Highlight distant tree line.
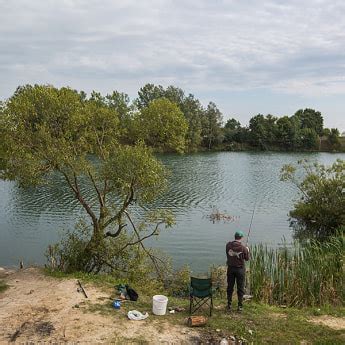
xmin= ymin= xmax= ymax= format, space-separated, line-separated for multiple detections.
xmin=224 ymin=110 xmax=342 ymax=151
xmin=126 ymin=83 xmax=343 ymax=152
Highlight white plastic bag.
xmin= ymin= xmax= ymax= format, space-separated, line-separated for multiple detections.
xmin=127 ymin=310 xmax=149 ymax=321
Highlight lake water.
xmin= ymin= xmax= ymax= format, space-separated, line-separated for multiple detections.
xmin=0 ymin=151 xmax=344 ymax=271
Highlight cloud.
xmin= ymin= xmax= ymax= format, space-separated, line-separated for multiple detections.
xmin=1 ymin=0 xmax=345 ymax=103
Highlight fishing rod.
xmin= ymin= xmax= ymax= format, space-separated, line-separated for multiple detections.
xmin=246 ymin=202 xmax=256 ymax=246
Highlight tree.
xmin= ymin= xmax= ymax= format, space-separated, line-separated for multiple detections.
xmin=163 ymin=85 xmax=185 ymax=106
xmin=249 ymin=114 xmax=277 ymax=149
xmin=293 ymin=108 xmax=324 ymax=135
xmin=323 ymin=128 xmax=331 ymax=136
xmin=223 ymin=118 xmax=241 ymax=143
xmin=90 ymin=90 xmax=132 ymax=141
xmin=281 ymin=159 xmax=345 ymax=240
xmin=136 ymin=83 xmax=165 ymax=109
xmin=276 ymin=116 xmax=299 ymax=150
xmin=132 ymin=98 xmax=188 ymax=152
xmin=328 ymin=128 xmax=341 ymax=150
xmin=162 ymin=87 xmax=204 ymax=151
xmin=180 ymin=94 xmax=203 ymax=151
xmin=0 ymin=84 xmax=177 ymax=274
xmin=202 ymin=102 xmax=223 ymax=149
xmin=298 ymin=128 xmax=319 ymax=150
xmin=135 ymin=84 xmax=207 ymax=151
xmin=225 ymin=118 xmax=241 ymax=131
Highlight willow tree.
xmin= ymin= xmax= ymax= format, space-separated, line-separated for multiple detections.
xmin=0 ymin=85 xmax=181 ymax=274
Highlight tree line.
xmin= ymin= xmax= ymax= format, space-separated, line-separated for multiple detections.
xmin=1 ymin=83 xmax=342 ymax=154
xmin=88 ymin=83 xmax=343 ymax=152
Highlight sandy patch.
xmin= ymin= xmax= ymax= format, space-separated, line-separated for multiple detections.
xmin=270 ymin=312 xmax=287 ymax=319
xmin=0 ymin=268 xmax=198 ymax=344
xmin=308 ymin=315 xmax=345 ymax=330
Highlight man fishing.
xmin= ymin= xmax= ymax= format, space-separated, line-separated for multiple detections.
xmin=226 ymin=230 xmax=250 ymax=312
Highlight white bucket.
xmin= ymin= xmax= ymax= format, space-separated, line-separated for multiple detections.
xmin=152 ymin=295 xmax=168 ymax=315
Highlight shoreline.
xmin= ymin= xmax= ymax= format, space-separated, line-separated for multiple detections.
xmin=1 ymin=266 xmax=344 ymax=344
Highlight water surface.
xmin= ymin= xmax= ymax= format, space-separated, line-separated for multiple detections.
xmin=0 ymin=151 xmax=343 ymax=271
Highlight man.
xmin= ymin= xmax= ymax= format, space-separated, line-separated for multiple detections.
xmin=226 ymin=230 xmax=249 ymax=312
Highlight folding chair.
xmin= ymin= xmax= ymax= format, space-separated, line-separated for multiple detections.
xmin=189 ymin=277 xmax=213 ymax=316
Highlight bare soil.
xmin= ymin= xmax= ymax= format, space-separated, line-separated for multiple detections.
xmin=0 ymin=268 xmax=199 ymax=344
xmin=308 ymin=315 xmax=345 ymax=331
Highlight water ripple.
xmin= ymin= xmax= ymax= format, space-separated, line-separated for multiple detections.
xmin=1 ymin=151 xmax=344 ymax=270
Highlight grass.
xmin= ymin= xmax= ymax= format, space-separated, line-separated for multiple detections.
xmin=46 ymin=269 xmax=345 ymax=344
xmin=83 ymin=295 xmax=345 ymax=344
xmin=0 ymin=280 xmax=8 ymax=292
xmin=249 ymin=236 xmax=344 ymax=307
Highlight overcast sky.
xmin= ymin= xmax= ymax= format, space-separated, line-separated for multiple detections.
xmin=1 ymin=0 xmax=344 ymax=130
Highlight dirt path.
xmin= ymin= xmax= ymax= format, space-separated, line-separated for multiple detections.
xmin=0 ymin=268 xmax=199 ymax=344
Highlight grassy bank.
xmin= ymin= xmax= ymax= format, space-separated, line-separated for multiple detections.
xmin=0 ymin=280 xmax=8 ymax=292
xmin=46 ymin=269 xmax=345 ymax=344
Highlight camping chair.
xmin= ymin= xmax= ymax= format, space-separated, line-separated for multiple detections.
xmin=189 ymin=277 xmax=213 ymax=316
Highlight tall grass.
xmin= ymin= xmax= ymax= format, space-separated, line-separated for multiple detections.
xmin=249 ymin=236 xmax=344 ymax=307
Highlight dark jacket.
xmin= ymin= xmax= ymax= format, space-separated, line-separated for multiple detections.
xmin=226 ymin=240 xmax=249 ymax=267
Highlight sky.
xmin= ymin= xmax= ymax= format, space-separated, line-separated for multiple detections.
xmin=1 ymin=0 xmax=345 ymax=130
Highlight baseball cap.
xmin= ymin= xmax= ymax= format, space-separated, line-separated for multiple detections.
xmin=235 ymin=231 xmax=244 ymax=238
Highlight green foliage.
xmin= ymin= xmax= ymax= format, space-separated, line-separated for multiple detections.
xmin=132 ymin=98 xmax=188 ymax=152
xmin=223 ymin=118 xmax=241 ymax=143
xmin=293 ymin=108 xmax=324 ymax=135
xmin=1 ymin=83 xmax=336 ymax=154
xmin=276 ymin=116 xmax=299 ymax=150
xmin=0 ymin=84 xmax=120 ymax=186
xmin=298 ymin=128 xmax=319 ymax=150
xmin=89 ymin=90 xmax=132 ymax=140
xmin=136 ymin=83 xmax=165 ymax=109
xmin=136 ymin=84 xmax=206 ymax=151
xmin=281 ymin=159 xmax=345 ymax=240
xmin=180 ymin=94 xmax=203 ymax=151
xmin=226 ymin=108 xmax=327 ymax=152
xmin=102 ymin=143 xmax=168 ymax=204
xmin=46 ymin=208 xmax=175 ymax=276
xmin=202 ymin=102 xmax=223 ymax=149
xmin=328 ymin=128 xmax=341 ymax=150
xmin=0 ymin=84 xmax=178 ymax=276
xmin=249 ymin=236 xmax=344 ymax=307
xmin=210 ymin=265 xmax=227 ymax=296
xmin=165 ymin=265 xmax=191 ymax=297
xmin=249 ymin=114 xmax=277 ymax=149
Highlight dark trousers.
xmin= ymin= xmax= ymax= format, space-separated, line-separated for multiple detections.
xmin=227 ymin=266 xmax=245 ymax=307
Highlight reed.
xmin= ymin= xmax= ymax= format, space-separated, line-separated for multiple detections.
xmin=248 ymin=236 xmax=344 ymax=306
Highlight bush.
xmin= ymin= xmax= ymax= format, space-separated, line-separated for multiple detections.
xmin=210 ymin=265 xmax=227 ymax=297
xmin=281 ymin=159 xmax=345 ymax=240
xmin=45 ymin=219 xmax=171 ymax=283
xmin=165 ymin=265 xmax=191 ymax=297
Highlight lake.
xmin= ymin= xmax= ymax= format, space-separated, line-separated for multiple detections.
xmin=0 ymin=151 xmax=344 ymax=272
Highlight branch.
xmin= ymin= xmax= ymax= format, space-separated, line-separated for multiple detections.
xmin=94 ymin=255 xmax=129 ymax=273
xmin=103 ymin=181 xmax=135 ymax=229
xmin=59 ymin=169 xmax=99 ymax=229
xmin=87 ymin=169 xmax=105 ymax=207
xmin=104 ymin=223 xmax=127 ymax=238
xmin=103 ymin=179 xmax=108 ymax=203
xmin=119 ymin=220 xmax=163 ymax=251
xmin=124 ymin=211 xmax=167 ymax=279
